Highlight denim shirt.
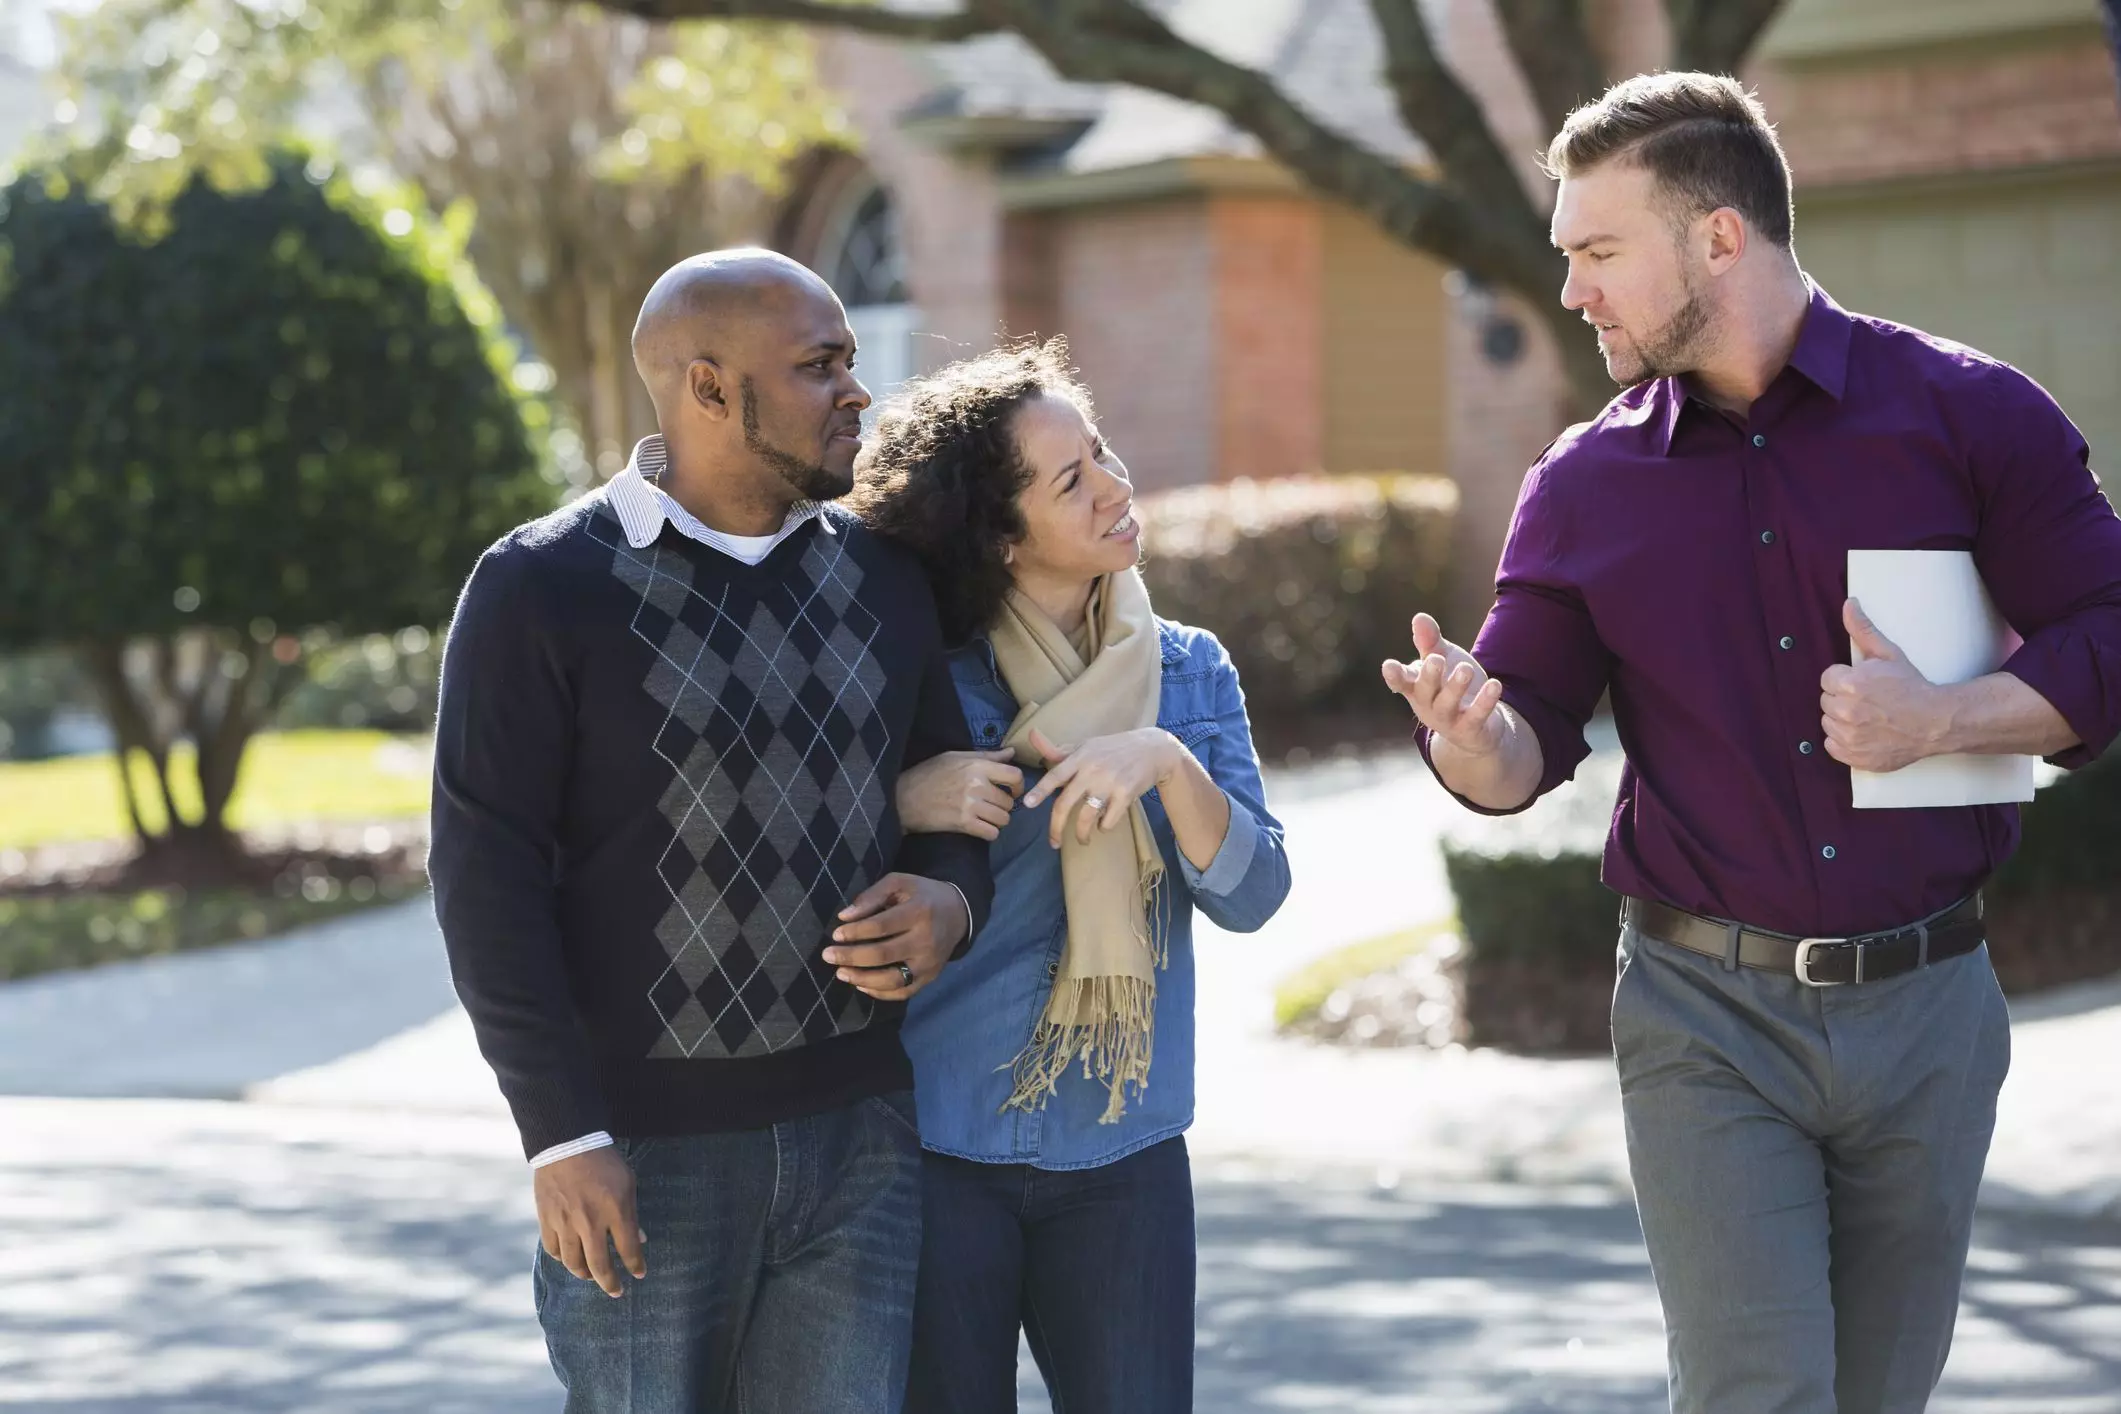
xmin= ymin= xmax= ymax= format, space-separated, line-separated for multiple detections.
xmin=900 ymin=618 xmax=1292 ymax=1170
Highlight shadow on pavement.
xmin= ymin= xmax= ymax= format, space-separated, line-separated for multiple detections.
xmin=4 ymin=1118 xmax=2119 ymax=1413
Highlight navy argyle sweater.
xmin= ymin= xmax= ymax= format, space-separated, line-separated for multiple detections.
xmin=429 ymin=493 xmax=992 ymax=1158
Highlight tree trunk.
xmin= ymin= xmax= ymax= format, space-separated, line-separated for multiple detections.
xmin=584 ymin=281 xmax=633 ymax=477
xmin=75 ymin=634 xmax=261 ymax=884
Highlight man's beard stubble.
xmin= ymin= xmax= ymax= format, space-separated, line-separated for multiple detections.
xmin=741 ymin=378 xmax=851 ymax=502
xmin=1612 ymin=274 xmax=1714 ymax=387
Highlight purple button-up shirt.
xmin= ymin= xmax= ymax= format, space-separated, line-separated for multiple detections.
xmin=1425 ymin=286 xmax=2121 ymax=937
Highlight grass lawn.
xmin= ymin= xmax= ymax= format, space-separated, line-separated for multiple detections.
xmin=0 ymin=730 xmax=432 ymax=852
xmin=1273 ymin=916 xmax=1458 ymax=1031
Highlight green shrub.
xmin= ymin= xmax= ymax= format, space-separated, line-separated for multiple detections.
xmin=1433 ymin=745 xmax=2121 ymax=1036
xmin=1137 ymin=473 xmax=1457 ymax=756
xmin=1990 ymin=749 xmax=2121 ymax=903
xmin=1434 ymin=758 xmax=1618 ymax=1053
xmin=0 ymin=152 xmax=553 ymax=863
xmin=278 ymin=628 xmax=443 ymax=733
xmin=1438 ymin=758 xmax=1616 ymax=970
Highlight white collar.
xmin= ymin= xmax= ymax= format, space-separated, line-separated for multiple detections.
xmin=606 ymin=434 xmax=832 ymax=553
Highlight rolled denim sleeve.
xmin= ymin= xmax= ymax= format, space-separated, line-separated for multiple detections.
xmin=1176 ymin=635 xmax=1291 ymax=934
xmin=1973 ymin=364 xmax=2121 ymax=768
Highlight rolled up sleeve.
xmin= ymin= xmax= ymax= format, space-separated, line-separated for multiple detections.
xmin=1974 ymin=364 xmax=2121 ymax=768
xmin=1176 ymin=637 xmax=1290 ymax=934
xmin=1416 ymin=460 xmax=1611 ymax=814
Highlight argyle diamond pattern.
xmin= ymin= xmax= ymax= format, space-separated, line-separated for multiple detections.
xmin=598 ymin=517 xmax=893 ymax=1059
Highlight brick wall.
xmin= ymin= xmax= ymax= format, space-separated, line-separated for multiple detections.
xmin=1758 ymin=36 xmax=2121 ymax=189
xmin=810 ymin=35 xmax=1009 ymax=369
xmin=1210 ymin=195 xmax=1325 ymax=484
xmin=1050 ymin=199 xmax=1220 ymax=494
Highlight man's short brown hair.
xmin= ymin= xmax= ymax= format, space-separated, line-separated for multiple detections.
xmin=1544 ymin=72 xmax=1794 ymax=248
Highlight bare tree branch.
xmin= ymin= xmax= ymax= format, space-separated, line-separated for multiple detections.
xmin=1009 ymin=0 xmax=1561 ymax=307
xmin=586 ymin=0 xmax=1782 ymax=410
xmin=1665 ymin=0 xmax=1785 ymax=75
xmin=1364 ymin=0 xmax=1549 ymax=234
xmin=596 ymin=0 xmax=997 ymax=42
xmin=1492 ymin=0 xmax=1606 ymax=139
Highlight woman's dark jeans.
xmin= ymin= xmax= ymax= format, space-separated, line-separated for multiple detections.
xmin=905 ymin=1135 xmax=1195 ymax=1414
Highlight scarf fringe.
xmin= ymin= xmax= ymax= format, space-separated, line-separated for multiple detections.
xmin=1003 ymin=863 xmax=1167 ymax=1125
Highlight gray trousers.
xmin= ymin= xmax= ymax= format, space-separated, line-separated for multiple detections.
xmin=1612 ymin=923 xmax=2011 ymax=1414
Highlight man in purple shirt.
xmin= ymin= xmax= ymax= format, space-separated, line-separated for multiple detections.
xmin=1386 ymin=74 xmax=2121 ymax=1414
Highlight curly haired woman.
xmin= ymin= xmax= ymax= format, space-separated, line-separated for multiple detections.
xmin=846 ymin=340 xmax=1291 ymax=1413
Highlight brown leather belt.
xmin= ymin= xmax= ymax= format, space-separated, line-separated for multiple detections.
xmin=1620 ymin=893 xmax=1985 ymax=987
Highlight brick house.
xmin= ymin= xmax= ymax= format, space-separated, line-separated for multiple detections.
xmin=772 ymin=0 xmax=2121 ymax=624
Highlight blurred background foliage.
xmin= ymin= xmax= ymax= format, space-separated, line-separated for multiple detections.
xmin=0 ymin=152 xmax=548 ymax=871
xmin=33 ymin=0 xmax=850 ymax=472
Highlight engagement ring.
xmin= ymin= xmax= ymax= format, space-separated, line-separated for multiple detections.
xmin=1085 ymin=796 xmax=1107 ymax=812
xmin=896 ymin=961 xmax=913 ymax=986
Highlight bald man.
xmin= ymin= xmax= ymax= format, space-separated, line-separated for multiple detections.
xmin=431 ymin=250 xmax=993 ymax=1412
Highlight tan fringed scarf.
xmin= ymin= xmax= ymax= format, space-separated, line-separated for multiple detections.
xmin=989 ymin=569 xmax=1165 ymax=1123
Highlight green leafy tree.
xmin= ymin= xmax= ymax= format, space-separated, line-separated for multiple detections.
xmin=0 ymin=154 xmax=553 ymax=875
xmin=40 ymin=0 xmax=849 ymax=472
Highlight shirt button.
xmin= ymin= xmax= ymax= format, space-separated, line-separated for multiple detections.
xmin=1046 ymin=960 xmax=1059 ymax=978
xmin=1752 ymin=433 xmax=1767 ymax=448
xmin=1760 ymin=530 xmax=1776 ymax=546
xmin=1821 ymin=845 xmax=1837 ymax=860
xmin=1799 ymin=740 xmax=1814 ymax=755
xmin=1779 ymin=636 xmax=1795 ymax=651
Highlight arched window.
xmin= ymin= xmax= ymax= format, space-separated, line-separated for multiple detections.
xmin=826 ymin=186 xmax=908 ymax=308
xmin=816 ymin=178 xmax=917 ymax=403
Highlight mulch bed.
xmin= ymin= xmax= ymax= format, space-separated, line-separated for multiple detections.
xmin=0 ymin=822 xmax=428 ymax=982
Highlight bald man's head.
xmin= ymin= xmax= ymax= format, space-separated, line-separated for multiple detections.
xmin=631 ymin=249 xmax=838 ymax=411
xmin=631 ymin=247 xmax=870 ymax=503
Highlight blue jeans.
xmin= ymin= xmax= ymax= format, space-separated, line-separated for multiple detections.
xmin=535 ymin=1091 xmax=923 ymax=1414
xmin=904 ymin=1135 xmax=1195 ymax=1414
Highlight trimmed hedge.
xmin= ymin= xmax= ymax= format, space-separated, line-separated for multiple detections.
xmin=1137 ymin=473 xmax=1457 ymax=757
xmin=1438 ymin=756 xmax=1618 ymax=1054
xmin=1987 ymin=749 xmax=2121 ymax=994
xmin=1437 ymin=748 xmax=2121 ymax=1054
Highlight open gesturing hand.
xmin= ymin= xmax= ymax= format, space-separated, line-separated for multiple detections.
xmin=1381 ymin=613 xmax=1506 ymax=756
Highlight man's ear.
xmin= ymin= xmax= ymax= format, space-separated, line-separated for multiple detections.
xmin=1703 ymin=206 xmax=1747 ymax=275
xmin=687 ymin=358 xmax=732 ymax=422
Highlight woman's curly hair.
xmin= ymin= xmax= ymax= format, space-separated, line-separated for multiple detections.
xmin=848 ymin=338 xmax=1094 ymax=645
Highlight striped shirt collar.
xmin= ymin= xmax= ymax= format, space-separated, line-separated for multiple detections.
xmin=606 ymin=434 xmax=832 ymax=556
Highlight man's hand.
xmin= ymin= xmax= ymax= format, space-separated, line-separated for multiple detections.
xmin=1820 ymin=598 xmax=1949 ymax=773
xmin=1381 ymin=613 xmax=1507 ymax=756
xmin=534 ymin=1147 xmax=646 ymax=1299
xmin=825 ymin=873 xmax=969 ymax=1001
xmin=896 ymin=749 xmax=1023 ymax=840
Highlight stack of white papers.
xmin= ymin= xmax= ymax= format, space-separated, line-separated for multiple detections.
xmin=1846 ymin=549 xmax=2035 ymax=809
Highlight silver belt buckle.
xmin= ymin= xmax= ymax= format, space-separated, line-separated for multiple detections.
xmin=1794 ymin=937 xmax=1853 ymax=987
